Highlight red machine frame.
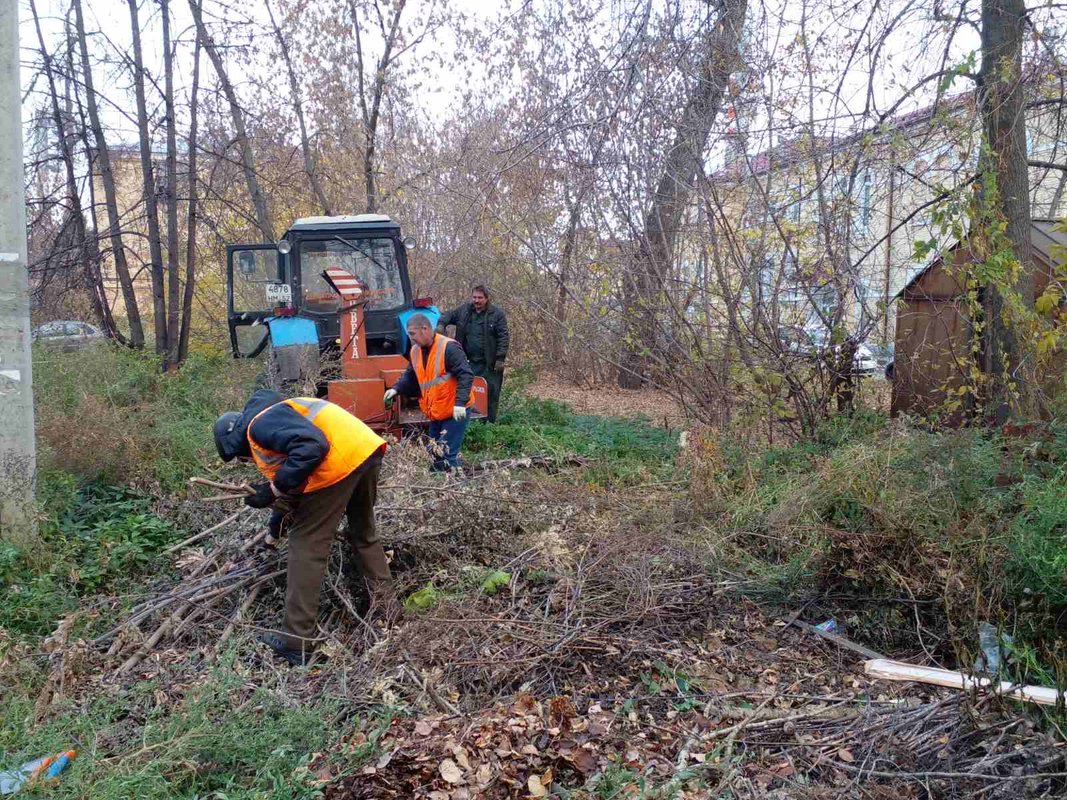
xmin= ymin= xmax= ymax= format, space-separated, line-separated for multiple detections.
xmin=321 ymin=268 xmax=488 ymax=435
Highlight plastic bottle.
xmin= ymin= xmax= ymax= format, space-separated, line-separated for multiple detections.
xmin=0 ymin=750 xmax=76 ymax=795
xmin=0 ymin=756 xmax=51 ymax=795
xmin=976 ymin=622 xmax=1001 ymax=675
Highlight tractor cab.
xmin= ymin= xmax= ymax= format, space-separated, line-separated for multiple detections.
xmin=227 ymin=214 xmax=414 ymax=359
xmin=226 ymin=214 xmax=488 ymax=433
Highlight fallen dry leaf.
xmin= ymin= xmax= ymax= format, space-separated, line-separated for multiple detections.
xmin=376 ymin=749 xmax=396 ymax=770
xmin=837 ymin=748 xmax=855 ymax=762
xmin=453 ymin=746 xmax=471 ymax=770
xmin=440 ymin=758 xmax=465 ymax=784
xmin=415 ymin=719 xmax=433 ymax=736
xmin=527 ymin=774 xmax=547 ymax=797
xmin=566 ymin=748 xmax=598 ymax=775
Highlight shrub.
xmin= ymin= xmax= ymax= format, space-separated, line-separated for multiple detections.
xmin=699 ymin=414 xmax=1065 ymax=674
xmin=33 ymin=345 xmax=258 ymax=489
xmin=0 ymin=475 xmax=181 ymax=637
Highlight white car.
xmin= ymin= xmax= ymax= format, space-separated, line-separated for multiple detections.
xmin=777 ymin=326 xmax=881 ymax=376
xmin=32 ymin=320 xmax=106 ymax=349
xmin=851 ymin=343 xmax=880 ymax=376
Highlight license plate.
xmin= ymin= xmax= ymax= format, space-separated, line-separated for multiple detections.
xmin=266 ymin=283 xmax=292 ymax=304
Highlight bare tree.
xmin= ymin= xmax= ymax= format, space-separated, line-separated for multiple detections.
xmin=178 ymin=40 xmax=202 ymax=364
xmin=161 ymin=0 xmax=182 ymax=367
xmin=349 ymin=0 xmax=407 ymax=214
xmin=189 ymin=0 xmax=275 ymax=239
xmin=618 ymin=0 xmax=748 ymax=388
xmin=978 ymin=0 xmax=1032 ymax=421
xmin=29 ymin=0 xmax=113 ymax=336
xmin=73 ymin=0 xmax=144 ymax=347
xmin=266 ymin=0 xmax=332 ymax=215
xmin=127 ymin=0 xmax=168 ymax=354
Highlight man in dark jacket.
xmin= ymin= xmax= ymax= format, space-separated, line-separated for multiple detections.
xmin=438 ymin=285 xmax=509 ymax=422
xmin=213 ymin=389 xmax=392 ymax=665
xmin=386 ymin=313 xmax=474 ymax=471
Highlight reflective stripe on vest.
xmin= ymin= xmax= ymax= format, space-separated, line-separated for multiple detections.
xmin=417 ymin=342 xmax=449 ymax=391
xmin=247 ymin=397 xmax=386 ymax=493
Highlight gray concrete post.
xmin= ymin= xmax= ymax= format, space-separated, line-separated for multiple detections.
xmin=0 ymin=0 xmax=37 ymax=543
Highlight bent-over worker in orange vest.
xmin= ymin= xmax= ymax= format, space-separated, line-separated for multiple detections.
xmin=385 ymin=313 xmax=475 ymax=471
xmin=213 ymin=389 xmax=392 ymax=665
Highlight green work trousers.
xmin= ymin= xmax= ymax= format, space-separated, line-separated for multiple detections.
xmin=470 ymin=361 xmax=504 ymax=423
xmin=276 ymin=453 xmax=389 ymax=650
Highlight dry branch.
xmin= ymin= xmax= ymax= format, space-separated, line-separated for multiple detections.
xmin=865 ymin=658 xmax=1062 ymax=706
xmin=163 ymin=510 xmax=245 ymax=554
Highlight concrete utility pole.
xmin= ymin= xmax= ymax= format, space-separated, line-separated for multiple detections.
xmin=0 ymin=0 xmax=37 ymax=544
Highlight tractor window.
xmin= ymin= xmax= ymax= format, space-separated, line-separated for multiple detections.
xmin=231 ymin=247 xmax=280 ymax=313
xmin=299 ymin=237 xmax=404 ymax=314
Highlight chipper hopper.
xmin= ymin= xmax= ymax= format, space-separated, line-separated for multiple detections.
xmin=226 ymin=214 xmax=488 ymax=434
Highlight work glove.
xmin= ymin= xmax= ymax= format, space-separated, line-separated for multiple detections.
xmin=452 ymin=405 xmax=467 ymax=421
xmin=384 ymin=388 xmax=398 ymax=406
xmin=244 ymin=481 xmax=275 ymax=509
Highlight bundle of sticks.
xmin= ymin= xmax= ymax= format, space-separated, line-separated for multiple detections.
xmin=96 ymin=485 xmax=286 ymax=675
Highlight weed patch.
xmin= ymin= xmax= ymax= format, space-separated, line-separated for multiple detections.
xmin=33 ymin=345 xmax=257 ymax=489
xmin=1 ymin=475 xmax=180 ymax=638
xmin=0 ymin=648 xmax=359 ymax=799
xmin=465 ymin=373 xmax=677 ymax=484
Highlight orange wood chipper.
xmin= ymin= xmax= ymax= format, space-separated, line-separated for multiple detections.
xmin=226 ymin=214 xmax=488 ymax=434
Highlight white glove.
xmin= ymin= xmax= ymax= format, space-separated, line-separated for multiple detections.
xmin=384 ymin=388 xmax=398 ymax=405
xmin=452 ymin=405 xmax=467 ymax=421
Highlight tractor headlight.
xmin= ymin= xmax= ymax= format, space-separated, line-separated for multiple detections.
xmin=277 ymin=239 xmax=292 ymax=255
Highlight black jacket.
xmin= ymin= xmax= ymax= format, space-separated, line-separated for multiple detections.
xmin=392 ymin=335 xmax=474 ymax=406
xmin=216 ymin=388 xmax=332 ymax=494
xmin=438 ymin=302 xmax=509 ymax=370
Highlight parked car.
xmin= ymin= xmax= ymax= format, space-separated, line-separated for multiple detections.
xmin=32 ymin=320 xmax=105 ymax=349
xmin=776 ymin=325 xmax=880 ymax=376
xmin=864 ymin=343 xmax=895 ymax=381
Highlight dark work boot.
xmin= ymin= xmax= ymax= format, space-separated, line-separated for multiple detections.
xmin=257 ymin=632 xmax=323 ymax=667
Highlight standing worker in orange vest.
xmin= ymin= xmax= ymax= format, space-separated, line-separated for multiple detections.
xmin=213 ymin=389 xmax=392 ymax=665
xmin=385 ymin=313 xmax=475 ymax=471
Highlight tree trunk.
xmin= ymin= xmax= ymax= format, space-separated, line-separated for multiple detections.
xmin=178 ymin=39 xmax=201 ymax=364
xmin=188 ymin=0 xmax=275 ymax=239
xmin=618 ymin=0 xmax=748 ymax=388
xmin=349 ymin=0 xmax=406 ymax=215
xmin=266 ymin=0 xmax=331 ymax=215
xmin=73 ymin=0 xmax=144 ymax=347
xmin=127 ymin=0 xmax=168 ymax=355
xmin=66 ymin=11 xmax=123 ymax=343
xmin=978 ymin=0 xmax=1032 ymax=422
xmin=161 ymin=0 xmax=182 ymax=368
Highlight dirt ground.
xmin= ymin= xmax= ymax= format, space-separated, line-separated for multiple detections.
xmin=14 ymin=409 xmax=1060 ymax=799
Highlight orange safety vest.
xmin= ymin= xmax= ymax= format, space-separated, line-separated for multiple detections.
xmin=411 ymin=334 xmax=473 ymax=421
xmin=247 ymin=397 xmax=385 ymax=493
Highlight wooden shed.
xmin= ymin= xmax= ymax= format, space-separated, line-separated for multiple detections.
xmin=891 ymin=219 xmax=1065 ymax=424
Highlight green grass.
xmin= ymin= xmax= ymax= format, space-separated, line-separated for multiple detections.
xmin=0 ymin=476 xmax=182 ymax=638
xmin=33 ymin=344 xmax=258 ymax=490
xmin=0 ymin=648 xmax=374 ymax=799
xmin=465 ymin=370 xmax=678 ymax=484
